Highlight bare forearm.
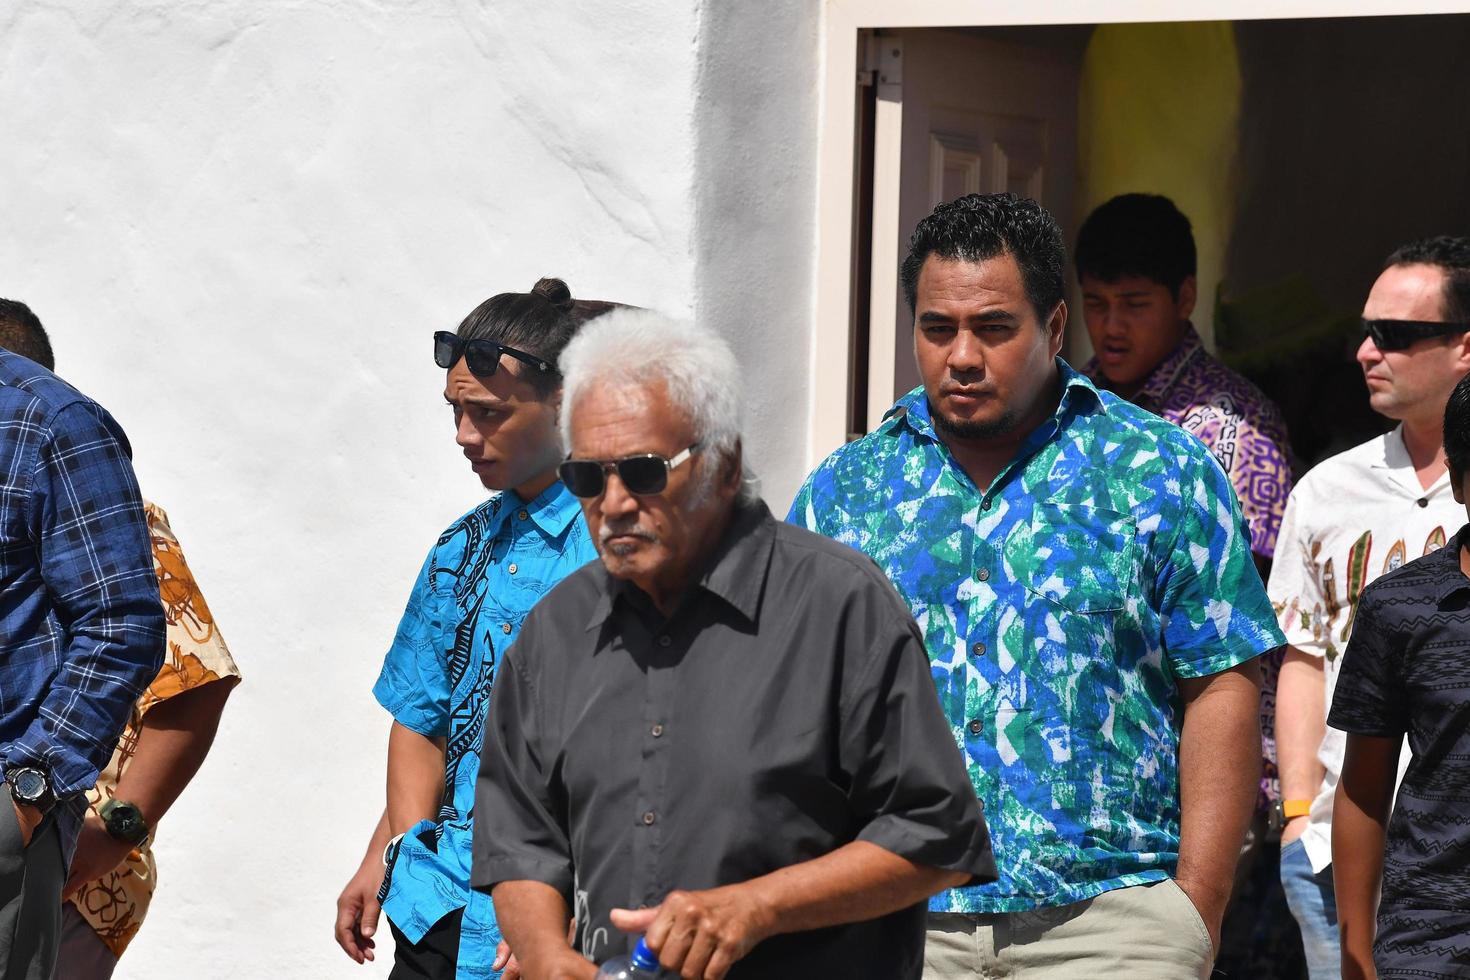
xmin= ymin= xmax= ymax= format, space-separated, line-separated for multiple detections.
xmin=1335 ymin=734 xmax=1398 ymax=980
xmin=112 ymin=679 xmax=236 ymax=825
xmin=491 ymin=880 xmax=593 ymax=980
xmin=1276 ymin=647 xmax=1327 ymax=802
xmin=1176 ymin=662 xmax=1262 ymax=915
xmin=745 ymin=840 xmax=967 ymax=937
xmin=361 ymin=809 xmax=391 ymax=867
xmin=386 ymin=721 xmax=446 ymax=834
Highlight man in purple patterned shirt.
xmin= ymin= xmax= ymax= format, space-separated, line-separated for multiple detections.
xmin=1076 ymin=193 xmax=1299 ymax=978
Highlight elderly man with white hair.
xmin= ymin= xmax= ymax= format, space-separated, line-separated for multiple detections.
xmin=471 ymin=309 xmax=995 ymax=980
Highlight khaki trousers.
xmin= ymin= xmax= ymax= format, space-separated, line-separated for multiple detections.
xmin=924 ymin=879 xmax=1214 ymax=980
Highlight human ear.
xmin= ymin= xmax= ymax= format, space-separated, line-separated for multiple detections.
xmin=1176 ymin=276 xmax=1198 ymax=321
xmin=724 ymin=440 xmax=745 ymax=490
xmin=1047 ymin=301 xmax=1068 ymax=357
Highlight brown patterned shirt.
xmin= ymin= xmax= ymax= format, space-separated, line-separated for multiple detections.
xmin=66 ymin=501 xmax=241 ymax=957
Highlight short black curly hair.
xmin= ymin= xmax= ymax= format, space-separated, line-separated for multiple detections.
xmin=1074 ymin=193 xmax=1196 ymax=299
xmin=899 ymin=193 xmax=1065 ymax=322
xmin=1445 ymin=371 xmax=1470 ymax=478
xmin=1386 ymin=236 xmax=1470 ymax=324
xmin=0 ymin=299 xmax=54 ymax=370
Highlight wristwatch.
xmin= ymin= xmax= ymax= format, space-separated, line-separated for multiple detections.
xmin=99 ymin=799 xmax=151 ymax=847
xmin=6 ymin=766 xmax=54 ymax=814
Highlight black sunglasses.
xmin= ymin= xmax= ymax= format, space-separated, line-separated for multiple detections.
xmin=558 ymin=444 xmax=703 ymax=498
xmin=433 ymin=330 xmax=554 ymax=377
xmin=1361 ymin=319 xmax=1470 ymax=352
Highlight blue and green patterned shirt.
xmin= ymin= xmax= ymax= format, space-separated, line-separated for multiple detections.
xmin=789 ymin=360 xmax=1283 ymax=913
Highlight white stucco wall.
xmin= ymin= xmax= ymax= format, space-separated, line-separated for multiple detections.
xmin=693 ymin=2 xmax=820 ymax=509
xmin=1 ymin=1 xmax=705 ymax=975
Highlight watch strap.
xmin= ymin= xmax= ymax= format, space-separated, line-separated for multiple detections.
xmin=1282 ymin=798 xmax=1312 ymax=820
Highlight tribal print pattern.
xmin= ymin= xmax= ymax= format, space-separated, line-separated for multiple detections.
xmin=372 ymin=485 xmax=595 ymax=979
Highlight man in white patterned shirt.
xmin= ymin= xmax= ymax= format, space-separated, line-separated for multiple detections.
xmin=1269 ymin=236 xmax=1470 ymax=979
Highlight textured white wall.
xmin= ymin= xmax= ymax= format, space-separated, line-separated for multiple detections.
xmin=693 ymin=2 xmax=820 ymax=509
xmin=0 ymin=1 xmax=702 ymax=975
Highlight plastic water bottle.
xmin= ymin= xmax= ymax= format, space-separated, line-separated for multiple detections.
xmin=593 ymin=937 xmax=665 ymax=979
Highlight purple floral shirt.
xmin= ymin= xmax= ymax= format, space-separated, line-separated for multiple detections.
xmin=1085 ymin=325 xmax=1294 ymax=806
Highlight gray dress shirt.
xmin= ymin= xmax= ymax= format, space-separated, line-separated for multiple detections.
xmin=473 ymin=500 xmax=994 ymax=977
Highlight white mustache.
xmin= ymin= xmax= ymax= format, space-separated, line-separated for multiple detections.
xmin=599 ymin=525 xmax=656 ymax=545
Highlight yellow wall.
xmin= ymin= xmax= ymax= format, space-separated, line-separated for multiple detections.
xmin=1076 ymin=22 xmax=1241 ymax=350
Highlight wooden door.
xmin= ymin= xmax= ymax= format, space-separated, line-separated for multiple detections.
xmin=860 ymin=27 xmax=1086 ymax=424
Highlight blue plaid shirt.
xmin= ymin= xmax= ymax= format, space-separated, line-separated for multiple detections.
xmin=373 ymin=482 xmax=595 ymax=980
xmin=0 ymin=351 xmax=165 ymax=852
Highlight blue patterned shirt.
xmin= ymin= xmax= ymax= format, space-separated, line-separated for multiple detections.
xmin=373 ymin=482 xmax=595 ymax=978
xmin=789 ymin=360 xmax=1284 ymax=912
xmin=0 ymin=351 xmax=165 ymax=855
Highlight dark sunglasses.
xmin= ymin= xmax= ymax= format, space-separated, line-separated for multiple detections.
xmin=1361 ymin=319 xmax=1470 ymax=352
xmin=558 ymin=443 xmax=703 ymax=498
xmin=433 ymin=330 xmax=554 ymax=377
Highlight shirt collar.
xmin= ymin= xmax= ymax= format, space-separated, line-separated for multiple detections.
xmin=1135 ymin=324 xmax=1204 ymax=408
xmin=496 ymin=479 xmax=584 ymax=541
xmin=1428 ymin=523 xmax=1470 ymax=602
xmin=584 ymin=499 xmax=776 ymax=631
xmin=1372 ymin=425 xmax=1454 ymax=498
xmin=885 ymin=356 xmax=1104 ymax=443
xmin=1080 ymin=323 xmax=1205 ymax=410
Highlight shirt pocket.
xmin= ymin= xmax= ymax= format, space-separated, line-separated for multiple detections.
xmin=1022 ymin=503 xmax=1137 ymax=613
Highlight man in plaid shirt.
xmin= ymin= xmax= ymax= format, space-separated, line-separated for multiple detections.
xmin=0 ymin=308 xmax=165 ymax=980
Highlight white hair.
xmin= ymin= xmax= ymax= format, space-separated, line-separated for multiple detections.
xmin=559 ymin=308 xmax=758 ymax=502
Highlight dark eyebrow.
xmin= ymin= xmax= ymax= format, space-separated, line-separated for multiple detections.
xmin=917 ymin=310 xmax=955 ymax=325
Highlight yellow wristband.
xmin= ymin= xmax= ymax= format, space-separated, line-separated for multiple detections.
xmin=1283 ymin=799 xmax=1312 ymax=820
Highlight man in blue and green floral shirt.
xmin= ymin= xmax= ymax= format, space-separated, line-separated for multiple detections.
xmin=790 ymin=193 xmax=1284 ymax=978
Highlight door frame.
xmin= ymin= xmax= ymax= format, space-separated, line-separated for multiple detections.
xmin=808 ymin=0 xmax=1466 ymax=464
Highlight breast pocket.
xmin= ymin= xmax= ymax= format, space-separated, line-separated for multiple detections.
xmin=1023 ymin=503 xmax=1137 ymax=614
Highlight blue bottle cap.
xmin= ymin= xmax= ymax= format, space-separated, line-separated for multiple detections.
xmin=631 ymin=937 xmax=660 ymax=971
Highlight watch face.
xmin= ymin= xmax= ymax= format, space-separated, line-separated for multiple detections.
xmin=11 ymin=769 xmax=46 ymax=803
xmin=102 ymin=801 xmax=148 ymax=844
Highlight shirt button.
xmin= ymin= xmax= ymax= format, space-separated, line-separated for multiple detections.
xmin=981 ymin=499 xmax=992 ymax=511
xmin=501 ymin=623 xmax=513 ymax=635
xmin=518 ymin=509 xmax=529 ymax=520
xmin=658 ymin=635 xmax=671 ymax=647
xmin=1417 ymin=497 xmax=1429 ymax=508
xmin=967 ymin=719 xmax=983 ymax=735
xmin=976 ymin=568 xmax=991 ymax=582
xmin=972 ymin=642 xmax=986 ymax=656
xmin=508 ymin=563 xmax=518 ymax=574
xmin=642 ymin=810 xmax=656 ymax=825
xmin=651 ymin=723 xmax=664 ymax=737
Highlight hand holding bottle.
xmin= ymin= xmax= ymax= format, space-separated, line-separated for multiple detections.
xmin=609 ymin=884 xmax=773 ymax=980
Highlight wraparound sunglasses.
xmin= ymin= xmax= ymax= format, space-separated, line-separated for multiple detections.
xmin=1362 ymin=319 xmax=1470 ymax=352
xmin=433 ymin=330 xmax=554 ymax=376
xmin=558 ymin=443 xmax=703 ymax=498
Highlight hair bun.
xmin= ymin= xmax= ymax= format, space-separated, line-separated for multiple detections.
xmin=531 ymin=277 xmax=575 ymax=313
